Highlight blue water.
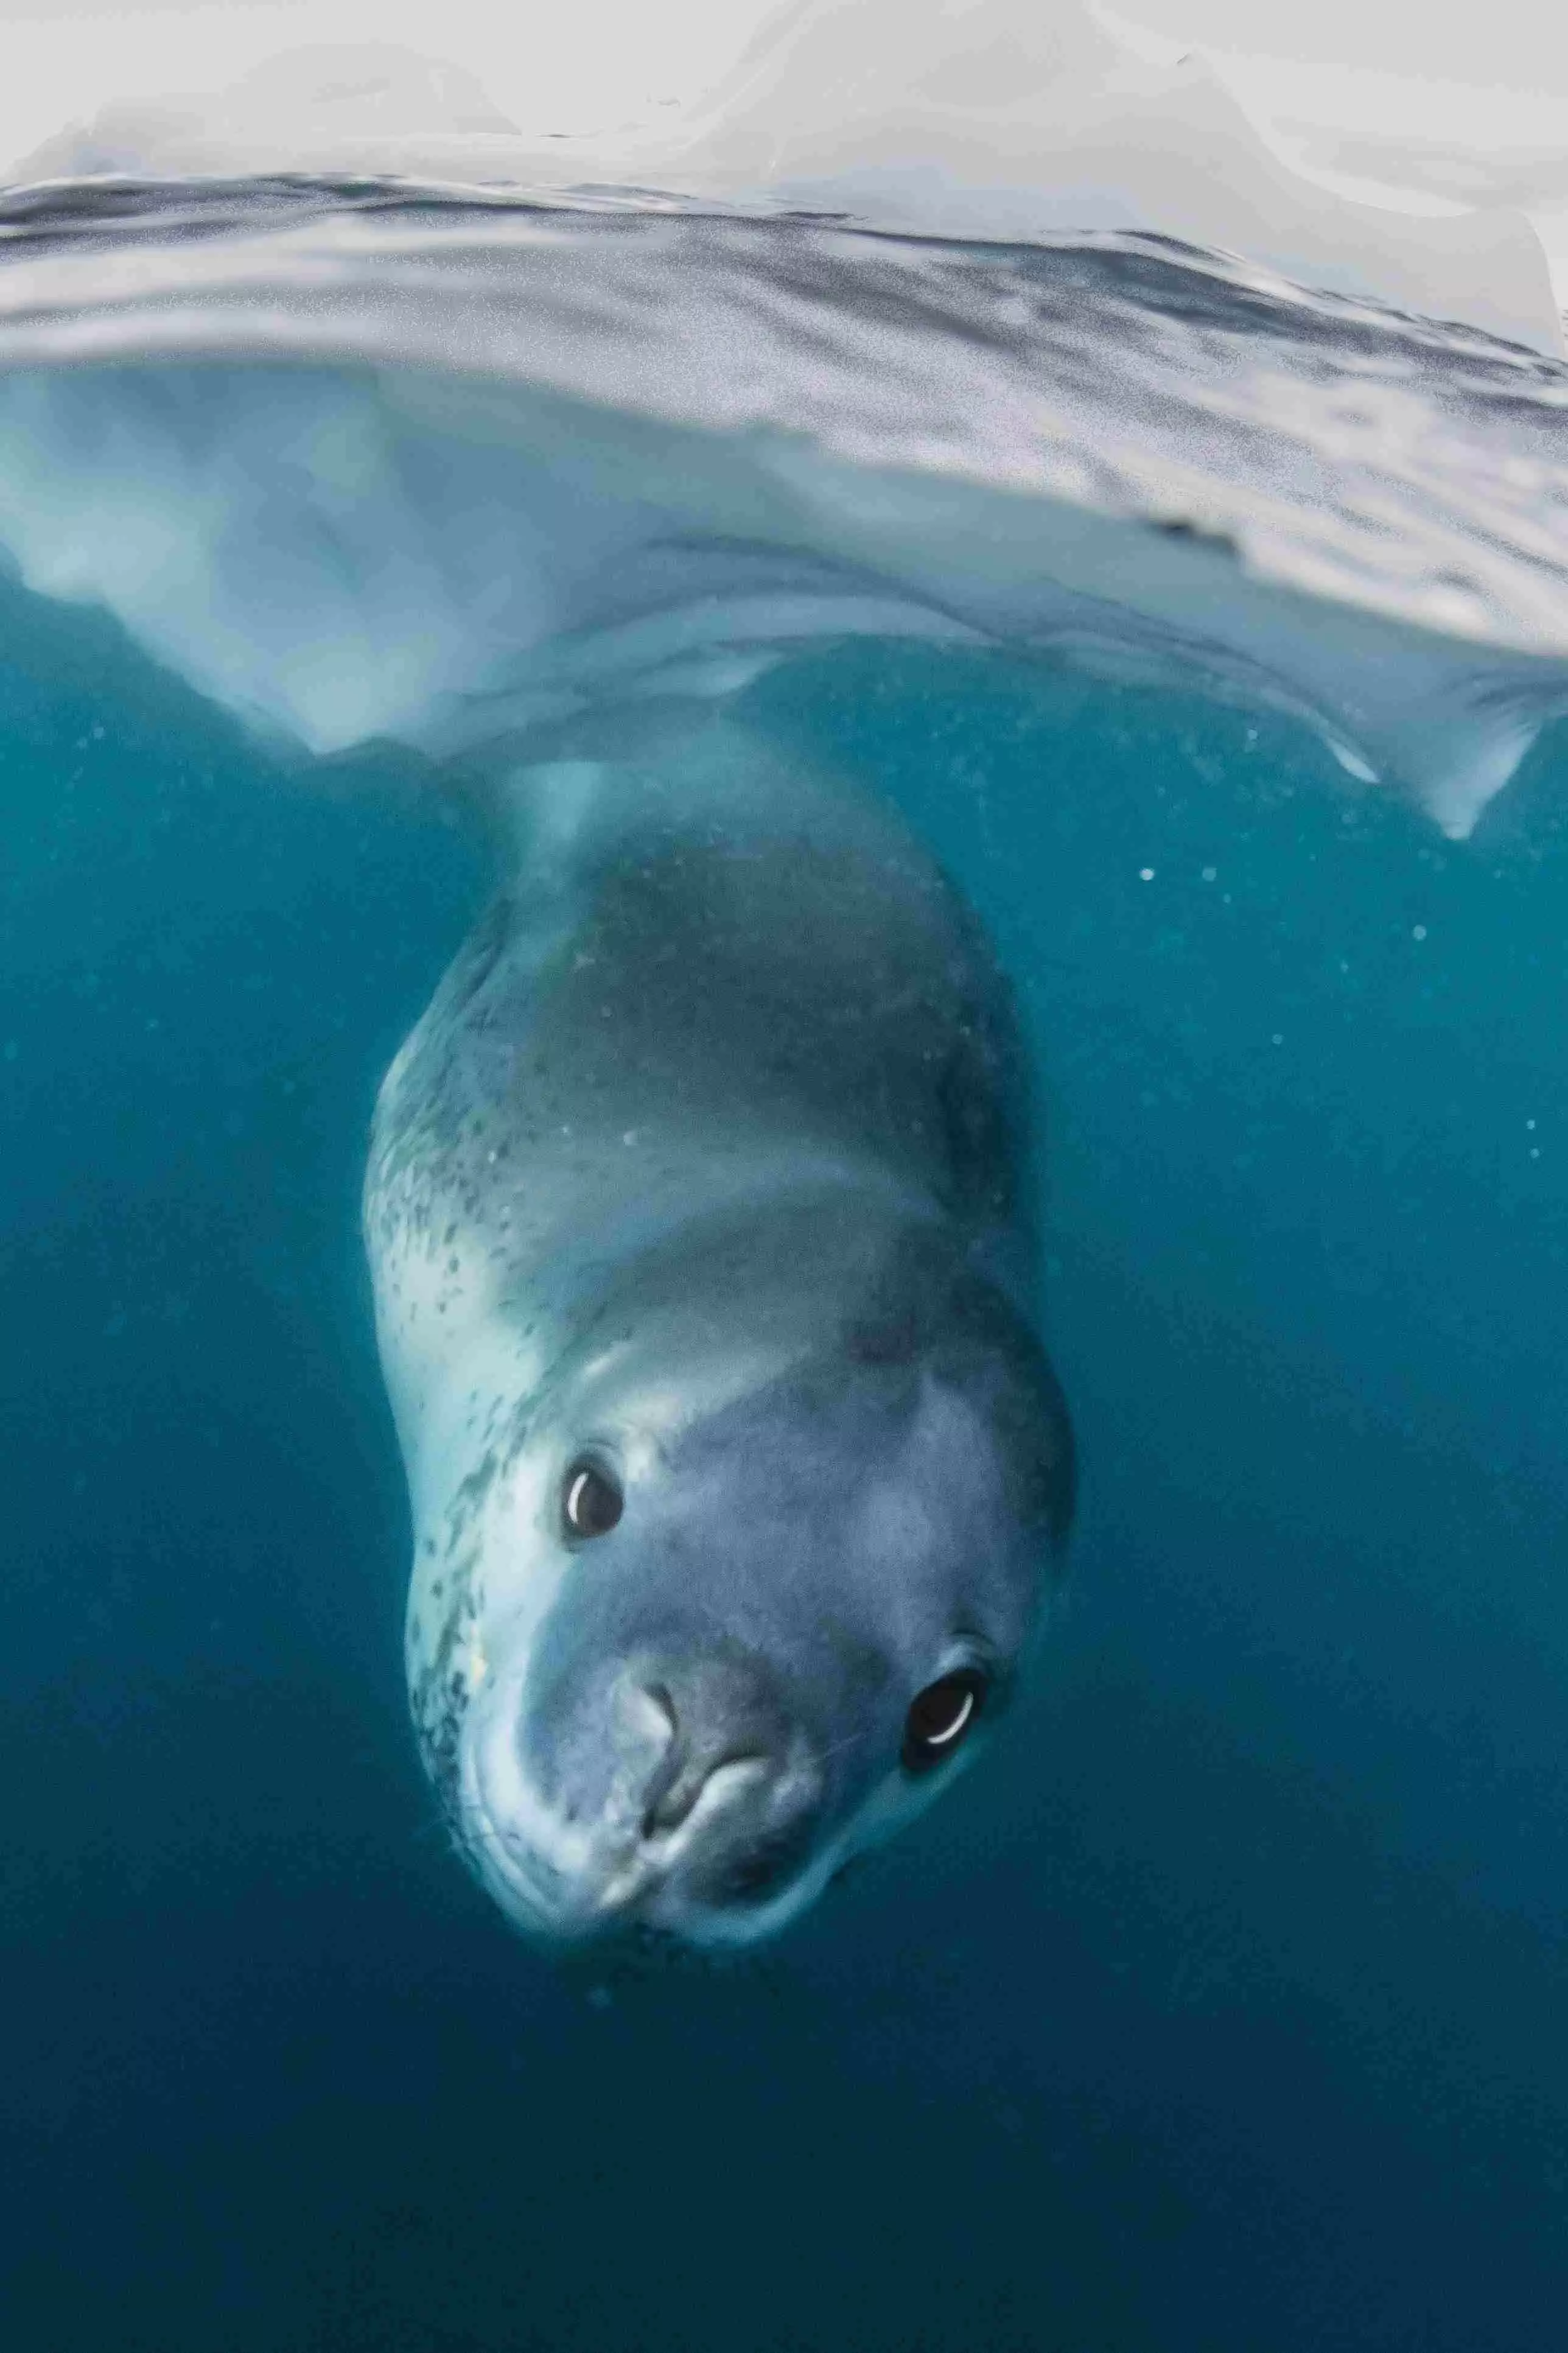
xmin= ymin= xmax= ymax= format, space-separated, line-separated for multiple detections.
xmin=5 ymin=542 xmax=1567 ymax=2349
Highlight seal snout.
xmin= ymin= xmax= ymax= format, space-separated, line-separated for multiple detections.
xmin=478 ymin=1625 xmax=830 ymax=1943
xmin=615 ymin=1655 xmax=820 ymax=1913
xmin=480 ymin=1647 xmax=824 ymax=1937
xmin=634 ymin=1677 xmax=768 ymax=1839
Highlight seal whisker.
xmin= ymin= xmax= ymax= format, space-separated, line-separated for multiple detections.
xmin=813 ymin=1724 xmax=874 ymax=1772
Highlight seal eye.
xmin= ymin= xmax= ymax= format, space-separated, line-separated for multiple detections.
xmin=562 ymin=1461 xmax=623 ymax=1539
xmin=902 ymin=1670 xmax=986 ymax=1773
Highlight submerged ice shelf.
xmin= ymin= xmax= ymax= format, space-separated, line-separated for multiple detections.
xmin=0 ymin=0 xmax=1564 ymax=836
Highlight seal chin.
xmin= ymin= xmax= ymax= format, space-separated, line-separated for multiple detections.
xmin=460 ymin=1667 xmax=830 ymax=1949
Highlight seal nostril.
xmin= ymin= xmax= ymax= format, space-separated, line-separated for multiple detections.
xmin=643 ymin=1747 xmax=769 ymax=1840
xmin=641 ymin=1773 xmax=682 ymax=1840
xmin=635 ymin=1684 xmax=685 ymax=1838
xmin=642 ymin=1682 xmax=678 ymax=1741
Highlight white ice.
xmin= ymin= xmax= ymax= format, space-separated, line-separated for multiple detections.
xmin=0 ymin=0 xmax=1564 ymax=836
xmin=5 ymin=0 xmax=1563 ymax=354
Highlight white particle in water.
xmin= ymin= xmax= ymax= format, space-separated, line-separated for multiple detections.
xmin=1201 ymin=866 xmax=1217 ymax=882
xmin=1412 ymin=925 xmax=1427 ymax=941
xmin=1270 ymin=1033 xmax=1283 ymax=1045
xmin=1139 ymin=867 xmax=1155 ymax=881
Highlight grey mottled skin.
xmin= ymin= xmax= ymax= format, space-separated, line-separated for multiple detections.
xmin=365 ymin=712 xmax=1073 ymax=1948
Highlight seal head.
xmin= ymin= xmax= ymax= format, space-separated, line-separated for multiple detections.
xmin=433 ymin=1213 xmax=1071 ymax=1949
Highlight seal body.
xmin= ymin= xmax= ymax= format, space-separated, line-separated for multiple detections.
xmin=365 ymin=714 xmax=1073 ymax=1948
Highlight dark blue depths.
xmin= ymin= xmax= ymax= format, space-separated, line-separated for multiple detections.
xmin=4 ymin=574 xmax=1568 ymax=2353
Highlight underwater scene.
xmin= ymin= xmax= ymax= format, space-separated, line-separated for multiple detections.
xmin=3 ymin=4 xmax=1568 ymax=2349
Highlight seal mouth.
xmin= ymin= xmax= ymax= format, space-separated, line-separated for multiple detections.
xmin=597 ymin=1752 xmax=773 ymax=1915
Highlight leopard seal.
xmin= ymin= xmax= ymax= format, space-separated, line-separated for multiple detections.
xmin=365 ymin=710 xmax=1074 ymax=1948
